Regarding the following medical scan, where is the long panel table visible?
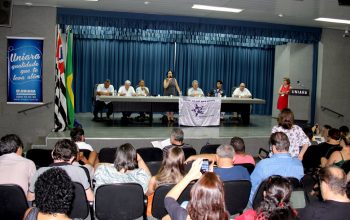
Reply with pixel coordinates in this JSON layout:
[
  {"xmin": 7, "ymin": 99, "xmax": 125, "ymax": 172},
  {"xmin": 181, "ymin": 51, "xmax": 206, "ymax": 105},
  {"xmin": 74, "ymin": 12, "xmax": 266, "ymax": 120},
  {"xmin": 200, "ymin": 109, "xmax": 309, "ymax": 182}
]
[{"xmin": 99, "ymin": 96, "xmax": 265, "ymax": 125}]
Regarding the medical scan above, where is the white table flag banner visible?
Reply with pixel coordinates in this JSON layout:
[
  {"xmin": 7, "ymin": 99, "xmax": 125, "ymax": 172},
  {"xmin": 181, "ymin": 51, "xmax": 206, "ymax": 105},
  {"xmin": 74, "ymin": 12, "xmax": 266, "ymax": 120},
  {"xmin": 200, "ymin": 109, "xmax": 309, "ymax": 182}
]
[{"xmin": 179, "ymin": 97, "xmax": 221, "ymax": 126}]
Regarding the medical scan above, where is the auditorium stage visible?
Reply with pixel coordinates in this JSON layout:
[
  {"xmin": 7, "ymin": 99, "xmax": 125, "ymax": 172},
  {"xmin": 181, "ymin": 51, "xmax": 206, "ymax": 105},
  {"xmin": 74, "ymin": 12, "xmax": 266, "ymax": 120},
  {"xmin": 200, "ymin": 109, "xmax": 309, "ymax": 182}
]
[{"xmin": 37, "ymin": 113, "xmax": 277, "ymax": 156}]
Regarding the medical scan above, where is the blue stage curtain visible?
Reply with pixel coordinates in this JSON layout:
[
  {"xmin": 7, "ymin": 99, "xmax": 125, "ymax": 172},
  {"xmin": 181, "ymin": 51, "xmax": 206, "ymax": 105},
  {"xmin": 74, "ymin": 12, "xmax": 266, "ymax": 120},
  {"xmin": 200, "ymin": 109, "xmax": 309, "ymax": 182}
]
[
  {"xmin": 175, "ymin": 43, "xmax": 274, "ymax": 115},
  {"xmin": 60, "ymin": 9, "xmax": 320, "ymax": 115},
  {"xmin": 73, "ymin": 39, "xmax": 175, "ymax": 112},
  {"xmin": 57, "ymin": 8, "xmax": 321, "ymax": 46}
]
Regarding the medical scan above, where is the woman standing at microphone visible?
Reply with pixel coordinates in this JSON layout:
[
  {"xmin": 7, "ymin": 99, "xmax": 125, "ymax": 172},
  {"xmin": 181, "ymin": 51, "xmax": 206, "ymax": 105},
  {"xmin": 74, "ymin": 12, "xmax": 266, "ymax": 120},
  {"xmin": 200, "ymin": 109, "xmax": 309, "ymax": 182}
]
[
  {"xmin": 277, "ymin": 77, "xmax": 291, "ymax": 111},
  {"xmin": 163, "ymin": 70, "xmax": 181, "ymax": 122}
]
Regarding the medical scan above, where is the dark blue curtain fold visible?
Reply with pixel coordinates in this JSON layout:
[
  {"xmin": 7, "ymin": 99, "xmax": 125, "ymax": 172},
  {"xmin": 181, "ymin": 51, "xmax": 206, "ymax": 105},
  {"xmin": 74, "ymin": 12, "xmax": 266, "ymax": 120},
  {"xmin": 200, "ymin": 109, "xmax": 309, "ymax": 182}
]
[
  {"xmin": 73, "ymin": 40, "xmax": 174, "ymax": 112},
  {"xmin": 175, "ymin": 44, "xmax": 274, "ymax": 115},
  {"xmin": 57, "ymin": 8, "xmax": 321, "ymax": 46}
]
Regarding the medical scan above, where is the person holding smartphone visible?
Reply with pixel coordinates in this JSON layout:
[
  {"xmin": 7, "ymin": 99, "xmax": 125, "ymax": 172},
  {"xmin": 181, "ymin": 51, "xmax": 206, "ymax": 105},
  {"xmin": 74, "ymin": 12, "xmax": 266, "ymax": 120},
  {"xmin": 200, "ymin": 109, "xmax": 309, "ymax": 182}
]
[
  {"xmin": 164, "ymin": 159, "xmax": 230, "ymax": 220},
  {"xmin": 163, "ymin": 70, "xmax": 181, "ymax": 122}
]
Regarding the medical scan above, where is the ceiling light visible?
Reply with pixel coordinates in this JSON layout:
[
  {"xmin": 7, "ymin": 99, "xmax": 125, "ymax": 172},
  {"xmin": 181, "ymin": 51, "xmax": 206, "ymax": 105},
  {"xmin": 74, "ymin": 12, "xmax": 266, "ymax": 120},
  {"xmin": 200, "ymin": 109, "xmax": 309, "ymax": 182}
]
[
  {"xmin": 315, "ymin": 17, "xmax": 350, "ymax": 25},
  {"xmin": 278, "ymin": 14, "xmax": 284, "ymax": 17},
  {"xmin": 85, "ymin": 0, "xmax": 99, "ymax": 1},
  {"xmin": 144, "ymin": 1, "xmax": 150, "ymax": 5},
  {"xmin": 192, "ymin": 4, "xmax": 243, "ymax": 13}
]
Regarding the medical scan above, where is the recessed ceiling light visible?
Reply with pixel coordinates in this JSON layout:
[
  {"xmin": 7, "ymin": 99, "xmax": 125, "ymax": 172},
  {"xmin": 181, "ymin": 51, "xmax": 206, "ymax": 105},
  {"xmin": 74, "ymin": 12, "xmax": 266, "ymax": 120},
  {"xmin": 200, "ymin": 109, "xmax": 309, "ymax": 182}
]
[
  {"xmin": 144, "ymin": 1, "xmax": 150, "ymax": 5},
  {"xmin": 85, "ymin": 0, "xmax": 99, "ymax": 1},
  {"xmin": 25, "ymin": 2, "xmax": 33, "ymax": 6},
  {"xmin": 278, "ymin": 14, "xmax": 284, "ymax": 17},
  {"xmin": 192, "ymin": 4, "xmax": 243, "ymax": 13},
  {"xmin": 315, "ymin": 17, "xmax": 350, "ymax": 25}
]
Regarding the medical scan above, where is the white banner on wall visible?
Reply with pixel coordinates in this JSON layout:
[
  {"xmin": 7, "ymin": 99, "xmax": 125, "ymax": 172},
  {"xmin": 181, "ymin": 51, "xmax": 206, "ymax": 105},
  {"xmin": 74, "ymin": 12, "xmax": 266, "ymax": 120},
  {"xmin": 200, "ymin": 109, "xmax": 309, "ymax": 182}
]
[{"xmin": 179, "ymin": 97, "xmax": 221, "ymax": 127}]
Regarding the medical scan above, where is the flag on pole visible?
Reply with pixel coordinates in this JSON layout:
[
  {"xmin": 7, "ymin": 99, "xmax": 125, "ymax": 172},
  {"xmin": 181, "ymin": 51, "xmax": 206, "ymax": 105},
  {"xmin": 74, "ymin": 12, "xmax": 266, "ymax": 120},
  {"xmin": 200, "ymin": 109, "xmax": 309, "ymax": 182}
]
[
  {"xmin": 54, "ymin": 27, "xmax": 68, "ymax": 132},
  {"xmin": 65, "ymin": 26, "xmax": 75, "ymax": 129}
]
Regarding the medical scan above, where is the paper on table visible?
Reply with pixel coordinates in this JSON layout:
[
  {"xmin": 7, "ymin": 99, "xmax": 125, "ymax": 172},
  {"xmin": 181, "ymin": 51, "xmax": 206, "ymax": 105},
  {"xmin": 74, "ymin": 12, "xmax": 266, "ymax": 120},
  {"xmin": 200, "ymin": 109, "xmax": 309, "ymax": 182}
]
[{"xmin": 151, "ymin": 138, "xmax": 171, "ymax": 149}]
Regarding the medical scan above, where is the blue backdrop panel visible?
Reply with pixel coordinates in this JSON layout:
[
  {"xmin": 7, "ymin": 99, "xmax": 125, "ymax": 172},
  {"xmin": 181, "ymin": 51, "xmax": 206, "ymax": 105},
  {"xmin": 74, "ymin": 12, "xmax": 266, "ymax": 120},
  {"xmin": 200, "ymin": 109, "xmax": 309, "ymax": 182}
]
[
  {"xmin": 73, "ymin": 39, "xmax": 175, "ymax": 112},
  {"xmin": 175, "ymin": 43, "xmax": 274, "ymax": 115}
]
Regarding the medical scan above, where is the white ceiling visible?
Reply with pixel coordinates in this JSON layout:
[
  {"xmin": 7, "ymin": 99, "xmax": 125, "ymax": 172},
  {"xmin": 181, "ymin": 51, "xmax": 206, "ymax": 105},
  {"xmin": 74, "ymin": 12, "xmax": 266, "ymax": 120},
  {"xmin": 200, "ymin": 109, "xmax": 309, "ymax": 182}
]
[{"xmin": 13, "ymin": 0, "xmax": 350, "ymax": 30}]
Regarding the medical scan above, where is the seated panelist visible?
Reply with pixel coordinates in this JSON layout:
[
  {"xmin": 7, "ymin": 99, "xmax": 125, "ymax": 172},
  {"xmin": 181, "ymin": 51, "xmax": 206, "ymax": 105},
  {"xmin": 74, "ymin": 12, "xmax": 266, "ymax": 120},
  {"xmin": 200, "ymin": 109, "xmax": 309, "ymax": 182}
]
[
  {"xmin": 118, "ymin": 80, "xmax": 136, "ymax": 97},
  {"xmin": 136, "ymin": 80, "xmax": 149, "ymax": 119},
  {"xmin": 93, "ymin": 79, "xmax": 114, "ymax": 120},
  {"xmin": 118, "ymin": 80, "xmax": 136, "ymax": 119},
  {"xmin": 232, "ymin": 83, "xmax": 252, "ymax": 98},
  {"xmin": 136, "ymin": 80, "xmax": 149, "ymax": 96},
  {"xmin": 187, "ymin": 80, "xmax": 204, "ymax": 97}
]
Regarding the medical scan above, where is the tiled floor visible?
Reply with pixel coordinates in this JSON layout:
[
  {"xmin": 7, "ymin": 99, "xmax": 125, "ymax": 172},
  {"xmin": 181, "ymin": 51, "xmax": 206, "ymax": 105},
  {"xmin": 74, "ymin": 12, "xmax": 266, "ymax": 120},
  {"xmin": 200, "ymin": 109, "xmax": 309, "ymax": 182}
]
[{"xmin": 48, "ymin": 113, "xmax": 276, "ymax": 139}]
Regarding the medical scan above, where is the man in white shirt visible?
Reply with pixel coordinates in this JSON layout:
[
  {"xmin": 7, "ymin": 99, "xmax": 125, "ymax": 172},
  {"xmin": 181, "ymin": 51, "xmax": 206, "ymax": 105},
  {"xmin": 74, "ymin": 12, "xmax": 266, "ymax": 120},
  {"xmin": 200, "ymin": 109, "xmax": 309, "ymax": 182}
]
[
  {"xmin": 136, "ymin": 80, "xmax": 149, "ymax": 120},
  {"xmin": 136, "ymin": 80, "xmax": 149, "ymax": 96},
  {"xmin": 232, "ymin": 83, "xmax": 252, "ymax": 98},
  {"xmin": 118, "ymin": 80, "xmax": 136, "ymax": 96},
  {"xmin": 187, "ymin": 80, "xmax": 204, "ymax": 97},
  {"xmin": 118, "ymin": 80, "xmax": 136, "ymax": 118},
  {"xmin": 93, "ymin": 79, "xmax": 114, "ymax": 121}
]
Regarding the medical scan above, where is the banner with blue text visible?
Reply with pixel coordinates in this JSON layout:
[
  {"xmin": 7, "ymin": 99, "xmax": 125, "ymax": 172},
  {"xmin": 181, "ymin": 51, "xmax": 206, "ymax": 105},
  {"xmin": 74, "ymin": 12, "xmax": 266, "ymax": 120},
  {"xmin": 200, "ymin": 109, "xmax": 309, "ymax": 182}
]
[
  {"xmin": 7, "ymin": 37, "xmax": 44, "ymax": 104},
  {"xmin": 179, "ymin": 97, "xmax": 221, "ymax": 127}
]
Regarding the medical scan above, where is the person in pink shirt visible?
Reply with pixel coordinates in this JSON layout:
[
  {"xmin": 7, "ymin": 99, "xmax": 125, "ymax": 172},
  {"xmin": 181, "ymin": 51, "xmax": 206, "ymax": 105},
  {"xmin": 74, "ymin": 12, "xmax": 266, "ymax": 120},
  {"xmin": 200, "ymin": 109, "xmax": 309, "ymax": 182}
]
[{"xmin": 230, "ymin": 137, "xmax": 255, "ymax": 165}]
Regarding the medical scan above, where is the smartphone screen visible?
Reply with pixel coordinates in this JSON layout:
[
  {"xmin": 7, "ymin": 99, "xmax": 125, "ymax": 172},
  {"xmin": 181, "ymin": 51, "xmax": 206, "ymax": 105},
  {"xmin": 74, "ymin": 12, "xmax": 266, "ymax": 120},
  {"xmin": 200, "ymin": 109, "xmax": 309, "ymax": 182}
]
[{"xmin": 200, "ymin": 159, "xmax": 209, "ymax": 173}]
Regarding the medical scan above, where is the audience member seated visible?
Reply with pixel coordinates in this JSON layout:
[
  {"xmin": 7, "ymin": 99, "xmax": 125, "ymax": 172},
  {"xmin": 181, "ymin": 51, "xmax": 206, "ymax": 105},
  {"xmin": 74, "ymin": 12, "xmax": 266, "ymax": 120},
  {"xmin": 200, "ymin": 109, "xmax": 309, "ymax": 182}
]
[
  {"xmin": 0, "ymin": 134, "xmax": 36, "ymax": 196},
  {"xmin": 318, "ymin": 128, "xmax": 341, "ymax": 165},
  {"xmin": 146, "ymin": 147, "xmax": 185, "ymax": 216},
  {"xmin": 213, "ymin": 144, "xmax": 250, "ymax": 181},
  {"xmin": 94, "ymin": 143, "xmax": 151, "ymax": 192},
  {"xmin": 230, "ymin": 137, "xmax": 255, "ymax": 165},
  {"xmin": 72, "ymin": 149, "xmax": 94, "ymax": 181},
  {"xmin": 186, "ymin": 144, "xmax": 250, "ymax": 181},
  {"xmin": 70, "ymin": 127, "xmax": 97, "ymax": 166},
  {"xmin": 186, "ymin": 136, "xmax": 255, "ymax": 166},
  {"xmin": 271, "ymin": 108, "xmax": 311, "ymax": 160},
  {"xmin": 249, "ymin": 132, "xmax": 304, "ymax": 205},
  {"xmin": 23, "ymin": 168, "xmax": 74, "ymax": 220},
  {"xmin": 164, "ymin": 159, "xmax": 230, "ymax": 220},
  {"xmin": 236, "ymin": 175, "xmax": 297, "ymax": 220},
  {"xmin": 339, "ymin": 125, "xmax": 349, "ymax": 137},
  {"xmin": 313, "ymin": 124, "xmax": 332, "ymax": 143},
  {"xmin": 163, "ymin": 128, "xmax": 192, "ymax": 154},
  {"xmin": 322, "ymin": 133, "xmax": 350, "ymax": 168},
  {"xmin": 27, "ymin": 139, "xmax": 93, "ymax": 202},
  {"xmin": 93, "ymin": 79, "xmax": 114, "ymax": 121},
  {"xmin": 187, "ymin": 80, "xmax": 204, "ymax": 97},
  {"xmin": 303, "ymin": 126, "xmax": 319, "ymax": 145},
  {"xmin": 299, "ymin": 166, "xmax": 350, "ymax": 220},
  {"xmin": 232, "ymin": 83, "xmax": 252, "ymax": 98}
]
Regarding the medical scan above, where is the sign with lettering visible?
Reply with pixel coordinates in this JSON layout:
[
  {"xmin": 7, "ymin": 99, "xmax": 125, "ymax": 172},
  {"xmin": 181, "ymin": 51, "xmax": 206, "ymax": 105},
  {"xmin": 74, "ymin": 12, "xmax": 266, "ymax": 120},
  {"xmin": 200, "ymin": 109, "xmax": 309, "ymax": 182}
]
[
  {"xmin": 7, "ymin": 37, "xmax": 44, "ymax": 104},
  {"xmin": 290, "ymin": 88, "xmax": 310, "ymax": 96}
]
